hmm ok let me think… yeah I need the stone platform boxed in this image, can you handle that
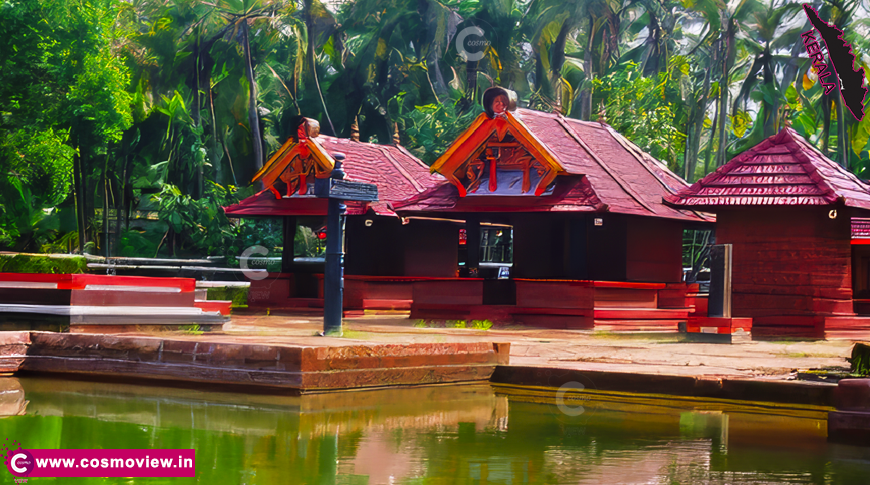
[0,331,509,393]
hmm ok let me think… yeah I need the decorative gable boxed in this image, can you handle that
[430,89,564,197]
[252,118,335,199]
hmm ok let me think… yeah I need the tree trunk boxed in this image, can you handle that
[208,84,222,185]
[762,48,776,137]
[551,22,572,81]
[241,21,264,173]
[102,170,109,258]
[466,59,479,102]
[115,155,126,257]
[686,66,712,182]
[716,24,730,167]
[194,31,204,199]
[703,93,719,177]
[783,24,808,100]
[581,14,594,121]
[836,95,849,168]
[73,133,87,253]
[822,94,832,155]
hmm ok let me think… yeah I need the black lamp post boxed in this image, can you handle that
[322,154,346,335]
[315,153,378,336]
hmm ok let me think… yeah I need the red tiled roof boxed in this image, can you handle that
[224,136,445,217]
[397,108,709,221]
[665,128,870,209]
[395,175,605,213]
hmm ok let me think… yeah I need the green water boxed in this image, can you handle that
[1,377,869,484]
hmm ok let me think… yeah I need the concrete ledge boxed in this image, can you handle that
[490,365,837,407]
[0,331,510,393]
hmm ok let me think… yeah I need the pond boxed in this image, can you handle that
[0,377,868,484]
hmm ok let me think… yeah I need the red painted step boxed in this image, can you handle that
[362,299,412,311]
[0,273,195,292]
[194,300,232,316]
[593,320,683,332]
[593,308,690,320]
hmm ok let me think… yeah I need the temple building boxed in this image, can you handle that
[225,89,712,330]
[223,117,450,312]
[666,127,870,338]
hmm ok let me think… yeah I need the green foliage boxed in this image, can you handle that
[150,181,256,258]
[0,254,88,274]
[0,0,132,252]
[116,229,160,258]
[405,102,483,165]
[206,286,249,308]
[412,319,492,329]
[179,324,204,335]
[849,342,870,377]
[592,62,687,170]
[294,225,326,259]
[0,128,75,207]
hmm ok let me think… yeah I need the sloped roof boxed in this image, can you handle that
[397,108,709,221]
[395,175,606,213]
[224,136,444,217]
[665,128,870,210]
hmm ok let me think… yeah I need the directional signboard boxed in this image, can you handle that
[314,178,378,202]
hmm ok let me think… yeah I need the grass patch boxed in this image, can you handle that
[339,329,373,339]
[412,319,493,330]
[0,253,88,274]
[206,286,249,308]
[179,324,203,335]
[849,342,870,376]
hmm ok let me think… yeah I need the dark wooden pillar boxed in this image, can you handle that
[282,216,296,273]
[567,217,588,279]
[466,215,480,277]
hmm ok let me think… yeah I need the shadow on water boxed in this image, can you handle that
[0,377,868,484]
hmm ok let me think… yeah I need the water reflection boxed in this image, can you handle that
[0,377,867,484]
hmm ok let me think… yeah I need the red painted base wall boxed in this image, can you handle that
[716,208,853,324]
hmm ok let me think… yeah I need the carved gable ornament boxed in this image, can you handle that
[430,87,564,197]
[252,117,336,199]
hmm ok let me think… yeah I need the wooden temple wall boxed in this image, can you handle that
[715,208,853,325]
[512,214,569,279]
[625,216,683,283]
[512,213,683,283]
[400,220,459,277]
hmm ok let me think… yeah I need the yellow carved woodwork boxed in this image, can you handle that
[252,135,335,199]
[429,111,563,196]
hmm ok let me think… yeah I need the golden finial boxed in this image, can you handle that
[350,116,360,141]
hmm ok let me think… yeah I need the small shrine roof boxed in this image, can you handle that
[223,136,444,218]
[665,128,870,210]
